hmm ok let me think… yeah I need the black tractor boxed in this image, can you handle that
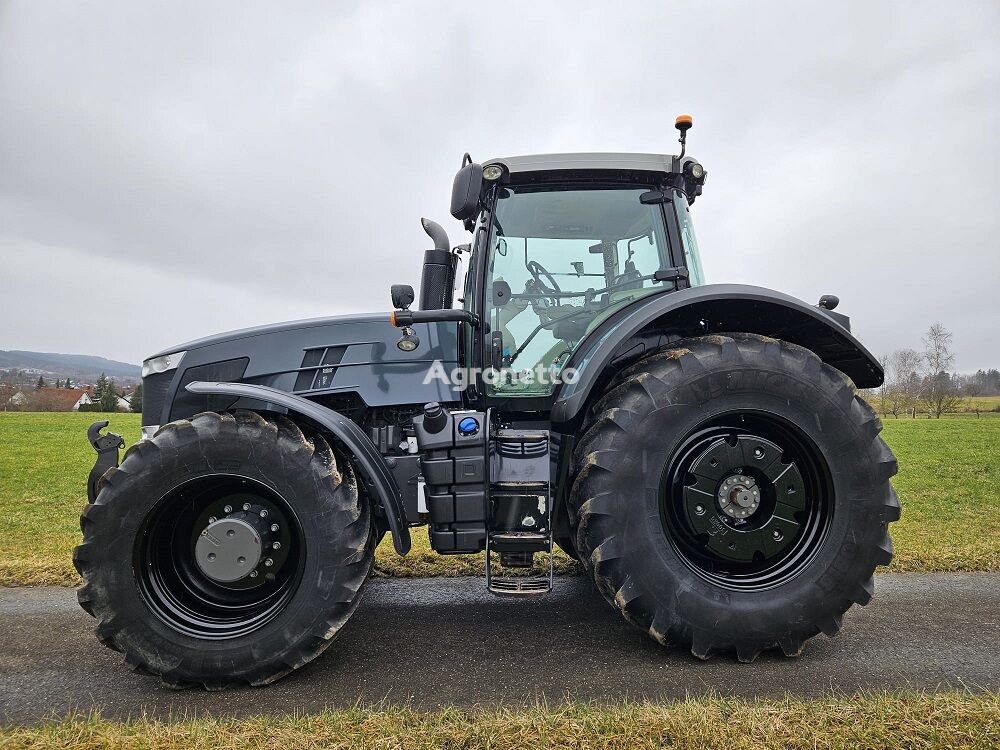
[78,116,899,687]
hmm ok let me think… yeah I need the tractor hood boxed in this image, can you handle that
[148,312,391,359]
[141,312,462,427]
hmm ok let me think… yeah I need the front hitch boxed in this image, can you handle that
[87,421,124,504]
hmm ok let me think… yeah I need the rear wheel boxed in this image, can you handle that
[75,410,374,688]
[569,334,900,661]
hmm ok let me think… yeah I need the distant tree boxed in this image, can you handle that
[877,349,922,418]
[891,349,923,418]
[0,382,14,410]
[963,377,984,418]
[973,368,1000,396]
[35,375,45,390]
[130,382,143,413]
[94,373,118,412]
[65,379,73,388]
[99,378,120,412]
[921,324,961,418]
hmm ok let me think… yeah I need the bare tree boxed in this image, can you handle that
[880,349,922,418]
[963,377,984,418]
[893,348,923,418]
[921,323,961,418]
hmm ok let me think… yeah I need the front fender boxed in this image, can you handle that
[186,381,411,554]
[551,284,883,427]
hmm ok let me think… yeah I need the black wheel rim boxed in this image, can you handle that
[135,475,304,639]
[660,411,833,591]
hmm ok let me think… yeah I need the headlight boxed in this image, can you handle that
[142,350,186,378]
[685,162,706,181]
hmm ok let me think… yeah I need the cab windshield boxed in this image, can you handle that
[485,185,680,396]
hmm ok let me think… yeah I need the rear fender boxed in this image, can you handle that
[551,284,883,429]
[186,381,411,554]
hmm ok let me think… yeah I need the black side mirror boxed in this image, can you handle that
[450,162,484,221]
[390,284,414,310]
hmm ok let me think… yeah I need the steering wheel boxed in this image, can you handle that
[526,260,561,295]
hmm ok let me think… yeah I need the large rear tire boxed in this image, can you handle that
[75,410,374,688]
[569,334,900,661]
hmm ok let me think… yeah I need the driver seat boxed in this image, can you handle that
[612,259,643,291]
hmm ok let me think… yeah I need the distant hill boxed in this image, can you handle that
[0,350,141,382]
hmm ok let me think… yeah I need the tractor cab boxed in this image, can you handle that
[475,156,706,397]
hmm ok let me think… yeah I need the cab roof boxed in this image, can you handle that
[483,152,682,175]
[482,152,706,202]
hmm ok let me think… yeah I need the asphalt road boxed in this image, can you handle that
[1,573,998,722]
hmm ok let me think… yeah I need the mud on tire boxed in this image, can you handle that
[74,410,374,688]
[568,334,900,662]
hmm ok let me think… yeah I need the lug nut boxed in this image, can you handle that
[259,509,268,518]
[754,448,764,459]
[270,524,279,532]
[249,570,258,578]
[773,530,783,540]
[272,541,281,550]
[208,516,217,524]
[242,503,251,511]
[264,558,274,567]
[695,504,705,515]
[223,505,232,513]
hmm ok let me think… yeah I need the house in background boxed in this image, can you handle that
[30,387,91,412]
[6,391,28,409]
[73,390,131,412]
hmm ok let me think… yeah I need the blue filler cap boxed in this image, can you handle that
[457,417,480,436]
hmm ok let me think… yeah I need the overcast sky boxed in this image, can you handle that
[1,1,998,372]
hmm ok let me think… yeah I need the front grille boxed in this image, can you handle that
[169,358,249,420]
[142,371,173,425]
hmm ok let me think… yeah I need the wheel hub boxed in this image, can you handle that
[195,518,262,582]
[718,474,759,519]
[194,504,280,584]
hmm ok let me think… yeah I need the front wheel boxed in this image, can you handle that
[569,334,900,661]
[75,410,374,688]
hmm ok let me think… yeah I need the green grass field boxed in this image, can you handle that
[1,692,996,749]
[0,410,996,586]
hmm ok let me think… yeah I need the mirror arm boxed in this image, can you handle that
[390,309,480,327]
